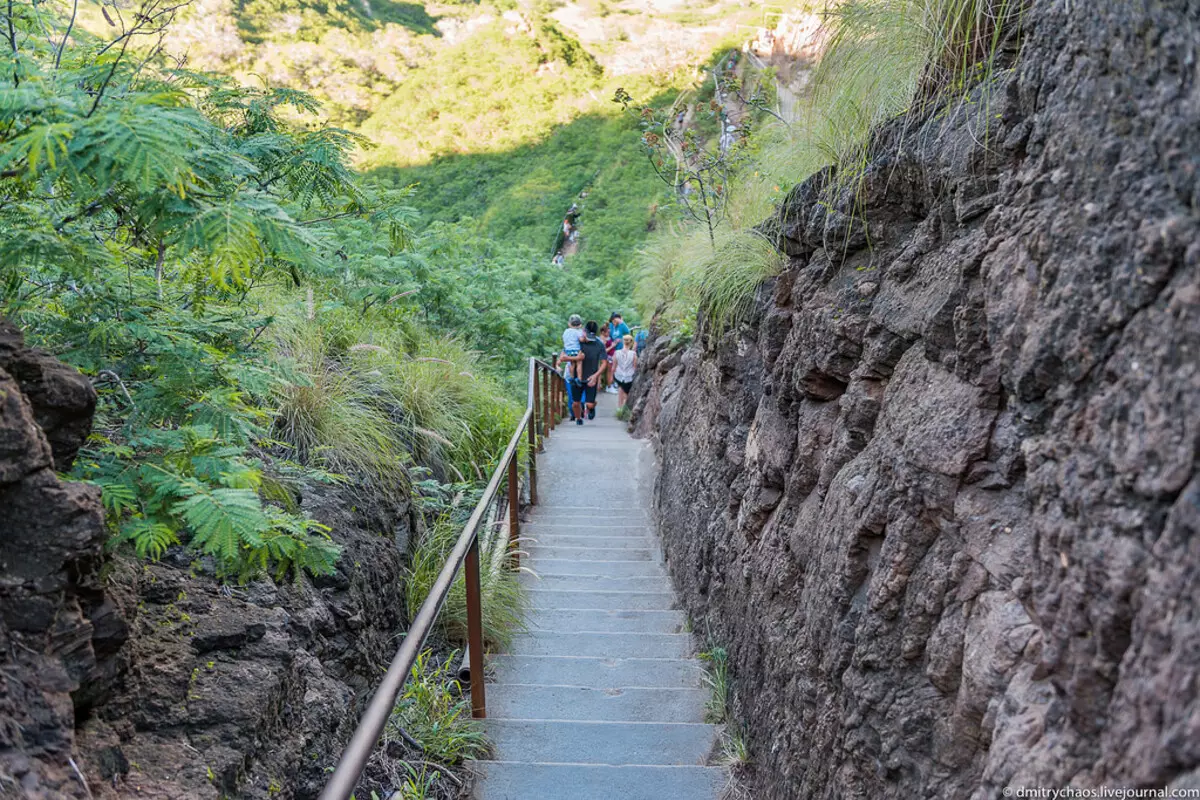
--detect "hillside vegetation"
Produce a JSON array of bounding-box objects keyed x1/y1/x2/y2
[
  {"x1": 125, "y1": 0, "x2": 765, "y2": 283},
  {"x1": 631, "y1": 0, "x2": 1023, "y2": 337},
  {"x1": 0, "y1": 0, "x2": 768, "y2": 608}
]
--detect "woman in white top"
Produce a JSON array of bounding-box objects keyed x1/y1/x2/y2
[{"x1": 612, "y1": 334, "x2": 638, "y2": 409}]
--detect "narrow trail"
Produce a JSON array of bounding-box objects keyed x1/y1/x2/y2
[{"x1": 468, "y1": 394, "x2": 725, "y2": 799}]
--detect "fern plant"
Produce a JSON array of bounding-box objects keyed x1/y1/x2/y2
[
  {"x1": 85, "y1": 422, "x2": 340, "y2": 581},
  {"x1": 0, "y1": 10, "x2": 422, "y2": 581}
]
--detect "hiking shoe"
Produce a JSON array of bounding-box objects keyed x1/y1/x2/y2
[
  {"x1": 576, "y1": 418, "x2": 584, "y2": 426},
  {"x1": 588, "y1": 408, "x2": 596, "y2": 421}
]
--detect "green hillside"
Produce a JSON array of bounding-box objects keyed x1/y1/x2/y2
[
  {"x1": 0, "y1": 0, "x2": 765, "y2": 585},
  {"x1": 126, "y1": 0, "x2": 755, "y2": 287}
]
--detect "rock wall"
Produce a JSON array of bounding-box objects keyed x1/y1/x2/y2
[
  {"x1": 74, "y1": 484, "x2": 416, "y2": 800},
  {"x1": 631, "y1": 2, "x2": 1199, "y2": 797},
  {"x1": 0, "y1": 318, "x2": 418, "y2": 799},
  {"x1": 0, "y1": 319, "x2": 108, "y2": 798}
]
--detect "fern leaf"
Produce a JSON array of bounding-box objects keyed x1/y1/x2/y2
[
  {"x1": 96, "y1": 478, "x2": 139, "y2": 516},
  {"x1": 117, "y1": 518, "x2": 180, "y2": 560},
  {"x1": 173, "y1": 486, "x2": 270, "y2": 563}
]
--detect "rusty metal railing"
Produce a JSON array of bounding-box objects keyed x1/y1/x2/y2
[{"x1": 319, "y1": 357, "x2": 566, "y2": 800}]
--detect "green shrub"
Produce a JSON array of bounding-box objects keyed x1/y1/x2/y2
[
  {"x1": 271, "y1": 324, "x2": 410, "y2": 492},
  {"x1": 406, "y1": 507, "x2": 527, "y2": 650},
  {"x1": 387, "y1": 649, "x2": 489, "y2": 763}
]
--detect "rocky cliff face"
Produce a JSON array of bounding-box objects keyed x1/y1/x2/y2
[
  {"x1": 631, "y1": 2, "x2": 1199, "y2": 797},
  {"x1": 0, "y1": 319, "x2": 109, "y2": 798},
  {"x1": 73, "y1": 485, "x2": 416, "y2": 800},
  {"x1": 0, "y1": 319, "x2": 417, "y2": 799}
]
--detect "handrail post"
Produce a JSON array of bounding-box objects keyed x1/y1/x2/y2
[
  {"x1": 546, "y1": 364, "x2": 553, "y2": 433},
  {"x1": 507, "y1": 455, "x2": 520, "y2": 565},
  {"x1": 464, "y1": 536, "x2": 486, "y2": 719},
  {"x1": 527, "y1": 399, "x2": 539, "y2": 508},
  {"x1": 534, "y1": 366, "x2": 545, "y2": 452},
  {"x1": 549, "y1": 374, "x2": 557, "y2": 432},
  {"x1": 556, "y1": 373, "x2": 563, "y2": 425},
  {"x1": 537, "y1": 367, "x2": 546, "y2": 449}
]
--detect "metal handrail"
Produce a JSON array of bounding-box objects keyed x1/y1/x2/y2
[{"x1": 319, "y1": 357, "x2": 565, "y2": 800}]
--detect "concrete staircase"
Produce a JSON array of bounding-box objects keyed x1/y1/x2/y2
[{"x1": 470, "y1": 395, "x2": 725, "y2": 800}]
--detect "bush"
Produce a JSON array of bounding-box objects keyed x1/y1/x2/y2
[
  {"x1": 272, "y1": 323, "x2": 409, "y2": 492},
  {"x1": 387, "y1": 649, "x2": 489, "y2": 763},
  {"x1": 406, "y1": 505, "x2": 528, "y2": 651}
]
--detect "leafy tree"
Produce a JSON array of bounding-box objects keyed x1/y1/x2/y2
[{"x1": 0, "y1": 1, "x2": 411, "y2": 579}]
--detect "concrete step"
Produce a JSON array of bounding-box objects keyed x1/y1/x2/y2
[
  {"x1": 524, "y1": 574, "x2": 673, "y2": 593},
  {"x1": 487, "y1": 684, "x2": 708, "y2": 723},
  {"x1": 528, "y1": 589, "x2": 677, "y2": 611},
  {"x1": 523, "y1": 534, "x2": 654, "y2": 550},
  {"x1": 527, "y1": 509, "x2": 648, "y2": 519},
  {"x1": 489, "y1": 656, "x2": 705, "y2": 689},
  {"x1": 507, "y1": 631, "x2": 692, "y2": 659},
  {"x1": 536, "y1": 480, "x2": 646, "y2": 492},
  {"x1": 470, "y1": 762, "x2": 726, "y2": 800},
  {"x1": 485, "y1": 720, "x2": 718, "y2": 766},
  {"x1": 529, "y1": 545, "x2": 656, "y2": 562},
  {"x1": 530, "y1": 506, "x2": 650, "y2": 517},
  {"x1": 533, "y1": 489, "x2": 648, "y2": 509},
  {"x1": 523, "y1": 523, "x2": 655, "y2": 536},
  {"x1": 527, "y1": 558, "x2": 667, "y2": 578},
  {"x1": 525, "y1": 609, "x2": 686, "y2": 634}
]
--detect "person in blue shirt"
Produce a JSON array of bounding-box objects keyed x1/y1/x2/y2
[{"x1": 608, "y1": 313, "x2": 631, "y2": 349}]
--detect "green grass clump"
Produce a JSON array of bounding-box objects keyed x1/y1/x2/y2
[
  {"x1": 635, "y1": 226, "x2": 783, "y2": 336},
  {"x1": 697, "y1": 641, "x2": 751, "y2": 780},
  {"x1": 387, "y1": 649, "x2": 489, "y2": 763},
  {"x1": 690, "y1": 231, "x2": 785, "y2": 334},
  {"x1": 272, "y1": 324, "x2": 409, "y2": 492},
  {"x1": 721, "y1": 724, "x2": 750, "y2": 767},
  {"x1": 698, "y1": 643, "x2": 731, "y2": 725},
  {"x1": 351, "y1": 333, "x2": 522, "y2": 482},
  {"x1": 406, "y1": 509, "x2": 527, "y2": 650}
]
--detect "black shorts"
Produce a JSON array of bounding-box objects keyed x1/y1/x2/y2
[
  {"x1": 580, "y1": 382, "x2": 598, "y2": 405},
  {"x1": 568, "y1": 380, "x2": 596, "y2": 405},
  {"x1": 617, "y1": 380, "x2": 634, "y2": 394}
]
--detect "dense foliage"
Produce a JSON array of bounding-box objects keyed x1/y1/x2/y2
[
  {"x1": 0, "y1": 0, "x2": 613, "y2": 580},
  {"x1": 146, "y1": 0, "x2": 693, "y2": 285}
]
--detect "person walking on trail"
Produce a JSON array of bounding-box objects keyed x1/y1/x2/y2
[
  {"x1": 609, "y1": 312, "x2": 631, "y2": 347},
  {"x1": 598, "y1": 323, "x2": 617, "y2": 394},
  {"x1": 607, "y1": 312, "x2": 631, "y2": 393},
  {"x1": 556, "y1": 314, "x2": 585, "y2": 422},
  {"x1": 575, "y1": 320, "x2": 607, "y2": 424},
  {"x1": 613, "y1": 334, "x2": 638, "y2": 410}
]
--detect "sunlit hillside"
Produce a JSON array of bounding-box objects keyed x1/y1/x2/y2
[{"x1": 76, "y1": 0, "x2": 773, "y2": 279}]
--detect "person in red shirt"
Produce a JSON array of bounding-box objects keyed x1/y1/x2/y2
[{"x1": 598, "y1": 323, "x2": 616, "y2": 390}]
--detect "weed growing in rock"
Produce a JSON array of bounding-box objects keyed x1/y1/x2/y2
[
  {"x1": 698, "y1": 643, "x2": 731, "y2": 724},
  {"x1": 393, "y1": 763, "x2": 438, "y2": 800}
]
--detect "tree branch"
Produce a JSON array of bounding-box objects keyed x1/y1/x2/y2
[
  {"x1": 7, "y1": 0, "x2": 19, "y2": 87},
  {"x1": 95, "y1": 370, "x2": 136, "y2": 410},
  {"x1": 54, "y1": 0, "x2": 79, "y2": 70}
]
